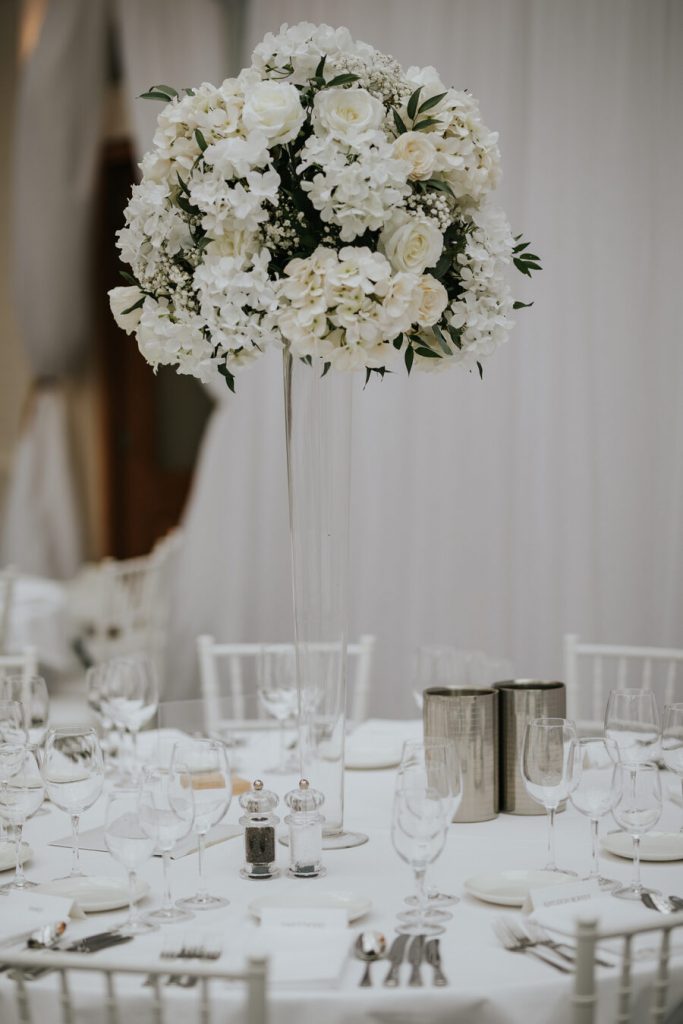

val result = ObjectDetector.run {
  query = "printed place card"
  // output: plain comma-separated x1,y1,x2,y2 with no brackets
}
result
524,878,601,914
0,891,76,946
260,907,348,929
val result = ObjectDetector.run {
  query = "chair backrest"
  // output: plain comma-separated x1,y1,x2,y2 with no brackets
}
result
574,910,683,1024
0,949,268,1024
0,647,38,687
197,634,376,724
0,566,17,654
564,633,683,732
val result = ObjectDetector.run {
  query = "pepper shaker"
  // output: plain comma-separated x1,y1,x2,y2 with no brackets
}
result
239,779,279,879
284,779,326,878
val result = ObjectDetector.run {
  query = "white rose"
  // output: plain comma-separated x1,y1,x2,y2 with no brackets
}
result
242,80,305,145
312,87,384,142
109,286,144,335
414,274,449,326
392,131,437,180
379,212,443,274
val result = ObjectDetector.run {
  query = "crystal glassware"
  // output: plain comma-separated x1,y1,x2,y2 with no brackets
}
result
0,748,44,889
604,689,660,765
0,700,28,845
662,704,683,830
391,776,450,938
257,646,298,774
171,739,232,910
521,716,578,874
86,663,122,774
138,765,195,923
42,726,104,878
100,656,159,782
569,736,619,890
1,675,49,751
611,761,662,900
104,789,157,935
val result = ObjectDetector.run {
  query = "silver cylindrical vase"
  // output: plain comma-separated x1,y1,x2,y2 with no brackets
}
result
423,687,499,822
493,680,567,814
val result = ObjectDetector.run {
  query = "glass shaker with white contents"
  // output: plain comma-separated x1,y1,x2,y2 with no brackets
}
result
284,779,326,878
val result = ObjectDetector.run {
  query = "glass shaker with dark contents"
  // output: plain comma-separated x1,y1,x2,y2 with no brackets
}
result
239,779,280,879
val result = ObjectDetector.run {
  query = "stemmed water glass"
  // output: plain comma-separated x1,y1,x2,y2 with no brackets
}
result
42,727,104,878
104,790,157,935
1,675,49,751
391,775,450,937
138,765,195,924
0,700,28,845
0,749,44,890
569,737,619,890
521,717,578,874
400,738,462,917
171,739,232,911
662,704,683,830
258,646,298,773
604,689,660,765
86,663,121,774
611,762,662,900
100,656,159,781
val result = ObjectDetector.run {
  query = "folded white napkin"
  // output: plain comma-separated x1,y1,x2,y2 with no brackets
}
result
244,926,353,987
532,895,663,939
49,823,241,859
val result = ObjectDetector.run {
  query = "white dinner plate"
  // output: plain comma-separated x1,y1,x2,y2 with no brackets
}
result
249,890,371,923
345,746,402,770
464,869,576,907
36,875,150,913
601,831,683,862
0,841,31,872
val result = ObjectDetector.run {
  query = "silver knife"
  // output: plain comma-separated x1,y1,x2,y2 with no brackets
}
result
425,938,448,986
382,933,409,987
407,935,425,987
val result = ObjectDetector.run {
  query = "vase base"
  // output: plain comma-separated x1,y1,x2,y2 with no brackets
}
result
279,831,369,850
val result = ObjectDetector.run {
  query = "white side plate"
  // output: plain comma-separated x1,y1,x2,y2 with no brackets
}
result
0,841,31,873
601,831,683,862
36,875,150,913
249,890,371,923
345,746,402,770
464,869,575,907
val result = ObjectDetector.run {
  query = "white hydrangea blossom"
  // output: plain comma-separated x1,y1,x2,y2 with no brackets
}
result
109,22,536,390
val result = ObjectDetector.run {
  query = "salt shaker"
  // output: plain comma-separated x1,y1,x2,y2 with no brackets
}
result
239,779,279,879
284,779,326,878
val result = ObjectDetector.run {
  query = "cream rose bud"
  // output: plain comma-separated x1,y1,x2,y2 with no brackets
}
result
379,212,443,275
242,80,305,145
312,87,384,142
415,274,449,326
392,132,437,181
109,286,144,335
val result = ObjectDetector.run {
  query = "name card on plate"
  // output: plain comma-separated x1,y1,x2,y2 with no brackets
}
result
524,879,601,914
260,907,348,929
0,891,77,947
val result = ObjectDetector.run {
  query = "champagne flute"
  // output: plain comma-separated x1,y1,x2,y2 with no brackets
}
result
391,777,450,937
662,704,683,830
139,765,195,923
612,762,662,900
0,749,44,889
604,689,660,765
104,790,157,935
258,646,298,773
171,739,232,910
569,737,619,890
42,727,104,878
1,675,49,751
521,717,578,874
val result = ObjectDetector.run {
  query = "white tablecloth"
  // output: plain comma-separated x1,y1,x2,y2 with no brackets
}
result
1,720,683,1024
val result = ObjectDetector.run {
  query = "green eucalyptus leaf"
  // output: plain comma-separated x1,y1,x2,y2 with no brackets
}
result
405,345,414,375
418,92,448,114
325,73,360,88
314,55,326,79
121,297,144,316
425,178,455,198
119,270,140,287
477,361,484,380
321,361,331,378
139,90,173,102
392,334,404,350
513,300,534,309
392,109,408,134
152,84,178,97
432,326,451,355
415,346,441,359
413,116,443,132
407,86,423,121
195,128,208,152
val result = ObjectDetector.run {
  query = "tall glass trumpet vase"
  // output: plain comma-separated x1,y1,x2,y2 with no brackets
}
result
283,352,367,850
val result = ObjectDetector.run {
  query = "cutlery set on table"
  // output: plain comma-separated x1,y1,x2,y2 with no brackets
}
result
355,931,448,988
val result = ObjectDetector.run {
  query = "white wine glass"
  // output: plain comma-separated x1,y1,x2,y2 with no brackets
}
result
0,749,44,889
521,717,578,874
104,790,157,935
400,738,462,914
258,646,298,773
391,777,450,938
612,762,662,900
605,689,660,765
42,727,104,878
86,663,122,775
569,737,619,890
139,765,195,924
662,704,683,831
0,700,28,846
171,738,232,911
101,656,159,782
2,675,50,751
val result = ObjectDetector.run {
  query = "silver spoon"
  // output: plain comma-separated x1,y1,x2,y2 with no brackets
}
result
355,930,387,987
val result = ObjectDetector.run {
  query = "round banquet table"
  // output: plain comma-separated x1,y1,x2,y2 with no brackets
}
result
1,719,682,1024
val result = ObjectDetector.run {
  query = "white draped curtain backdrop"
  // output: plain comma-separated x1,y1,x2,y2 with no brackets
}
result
164,0,683,711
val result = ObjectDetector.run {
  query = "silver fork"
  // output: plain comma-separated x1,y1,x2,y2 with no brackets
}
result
521,920,615,969
493,919,571,974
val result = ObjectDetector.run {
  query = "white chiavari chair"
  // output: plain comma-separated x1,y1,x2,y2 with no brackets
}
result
574,910,683,1024
0,567,18,655
564,634,683,733
197,634,375,726
0,950,268,1024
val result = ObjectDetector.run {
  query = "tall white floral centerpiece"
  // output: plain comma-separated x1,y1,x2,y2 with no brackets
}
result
110,22,540,847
